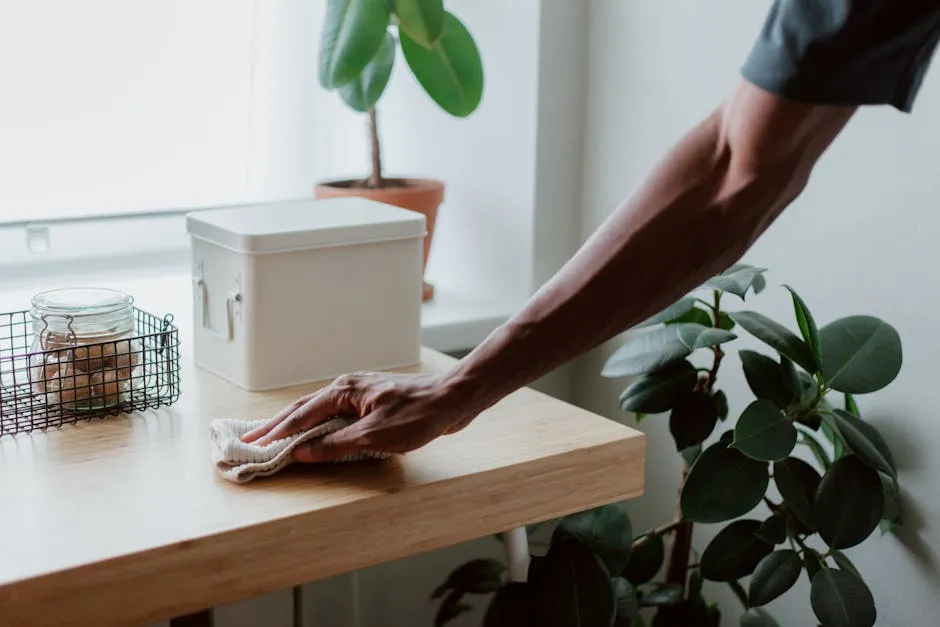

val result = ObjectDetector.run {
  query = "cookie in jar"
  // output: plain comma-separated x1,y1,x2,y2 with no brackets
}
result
28,287,140,409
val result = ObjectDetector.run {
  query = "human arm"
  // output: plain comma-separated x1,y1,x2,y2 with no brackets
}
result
440,80,856,420
243,79,856,460
243,0,938,463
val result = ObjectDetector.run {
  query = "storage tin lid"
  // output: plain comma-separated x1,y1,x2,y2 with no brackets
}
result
185,197,427,254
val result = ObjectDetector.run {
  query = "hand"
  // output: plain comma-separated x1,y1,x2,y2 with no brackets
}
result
240,371,479,463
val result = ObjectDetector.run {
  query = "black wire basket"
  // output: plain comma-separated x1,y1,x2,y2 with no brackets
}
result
0,307,180,437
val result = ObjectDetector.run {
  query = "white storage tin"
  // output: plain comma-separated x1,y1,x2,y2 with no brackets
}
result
185,197,426,391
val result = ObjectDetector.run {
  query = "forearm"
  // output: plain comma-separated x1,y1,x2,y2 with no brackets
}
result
444,86,850,412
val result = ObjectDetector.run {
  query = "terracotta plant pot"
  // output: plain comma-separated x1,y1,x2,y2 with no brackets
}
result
314,178,444,302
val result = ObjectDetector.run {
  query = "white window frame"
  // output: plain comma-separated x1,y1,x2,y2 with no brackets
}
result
0,1,325,275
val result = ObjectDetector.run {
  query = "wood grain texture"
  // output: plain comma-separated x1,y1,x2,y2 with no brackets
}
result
0,347,645,627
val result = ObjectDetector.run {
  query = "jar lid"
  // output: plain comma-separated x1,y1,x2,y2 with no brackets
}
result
31,287,133,318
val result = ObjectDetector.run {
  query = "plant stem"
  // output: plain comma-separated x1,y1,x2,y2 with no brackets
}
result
705,291,724,390
663,291,726,598
728,580,750,610
367,108,383,188
653,519,686,537
664,480,694,590
792,532,812,554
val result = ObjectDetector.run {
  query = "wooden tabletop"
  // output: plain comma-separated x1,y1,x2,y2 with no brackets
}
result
0,346,645,627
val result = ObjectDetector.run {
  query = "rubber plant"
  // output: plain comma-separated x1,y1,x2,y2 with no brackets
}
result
314,0,484,301
431,264,904,627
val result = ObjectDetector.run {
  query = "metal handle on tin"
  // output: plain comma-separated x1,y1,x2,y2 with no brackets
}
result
193,274,241,342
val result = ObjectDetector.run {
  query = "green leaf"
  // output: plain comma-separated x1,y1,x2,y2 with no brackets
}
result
740,608,781,627
755,515,787,545
622,533,665,586
319,0,391,88
879,517,900,536
795,410,822,431
618,361,698,414
718,312,736,330
828,409,898,482
773,457,821,531
705,266,768,300
783,285,821,371
799,431,831,471
748,549,802,607
530,538,616,627
810,569,876,627
707,603,722,627
689,568,704,596
729,311,816,373
752,271,767,294
818,316,903,394
681,442,769,523
613,577,639,626
732,399,797,462
676,323,737,350
844,393,860,417
602,326,692,378
714,390,729,421
338,32,396,111
803,549,824,583
819,417,845,461
483,582,535,627
669,392,720,450
831,550,862,581
669,307,714,327
432,559,505,598
681,443,703,466
699,519,774,582
391,0,443,47
691,328,738,350
555,503,633,576
814,455,884,549
739,350,796,410
781,357,803,402
435,589,472,626
638,582,683,607
879,472,903,534
401,11,484,117
635,297,696,328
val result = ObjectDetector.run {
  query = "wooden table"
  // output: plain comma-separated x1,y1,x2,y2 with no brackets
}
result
0,347,645,627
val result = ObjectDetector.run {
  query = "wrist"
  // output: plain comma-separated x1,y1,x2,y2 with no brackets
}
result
436,322,527,414
436,362,496,416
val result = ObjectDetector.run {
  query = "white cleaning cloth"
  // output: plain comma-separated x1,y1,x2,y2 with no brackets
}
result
209,416,390,484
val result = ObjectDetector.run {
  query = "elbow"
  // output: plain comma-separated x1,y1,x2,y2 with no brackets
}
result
699,134,812,266
710,109,814,215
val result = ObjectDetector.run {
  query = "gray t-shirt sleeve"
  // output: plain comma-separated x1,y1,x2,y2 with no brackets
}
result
741,0,940,113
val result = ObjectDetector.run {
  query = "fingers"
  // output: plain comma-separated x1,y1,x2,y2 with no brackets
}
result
443,416,474,435
293,417,373,463
254,387,350,446
241,392,317,443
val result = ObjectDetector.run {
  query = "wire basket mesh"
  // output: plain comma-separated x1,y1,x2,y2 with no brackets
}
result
0,308,180,437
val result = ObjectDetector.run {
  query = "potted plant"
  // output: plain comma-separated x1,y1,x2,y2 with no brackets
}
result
433,265,905,627
314,0,485,301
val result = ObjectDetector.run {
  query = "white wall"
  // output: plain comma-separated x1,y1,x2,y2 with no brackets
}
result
315,0,541,304
573,1,940,626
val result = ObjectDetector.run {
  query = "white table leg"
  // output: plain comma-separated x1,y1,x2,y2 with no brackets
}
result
502,527,530,583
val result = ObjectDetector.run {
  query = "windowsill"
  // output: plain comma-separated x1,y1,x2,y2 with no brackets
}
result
0,257,520,355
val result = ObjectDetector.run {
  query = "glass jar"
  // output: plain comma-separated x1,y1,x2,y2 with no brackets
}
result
28,287,141,410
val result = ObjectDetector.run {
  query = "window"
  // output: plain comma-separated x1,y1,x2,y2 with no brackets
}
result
0,0,325,270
